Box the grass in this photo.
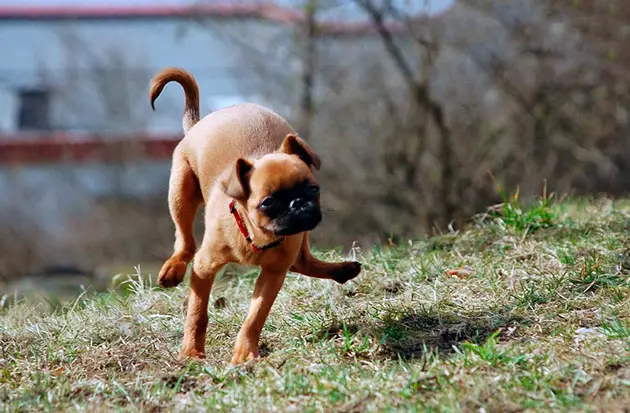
[1,196,629,412]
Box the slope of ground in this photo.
[1,197,629,411]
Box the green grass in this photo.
[1,197,629,412]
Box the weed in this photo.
[489,186,558,233]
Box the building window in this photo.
[17,88,51,131]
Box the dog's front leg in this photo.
[290,234,361,284]
[180,254,224,360]
[231,268,287,365]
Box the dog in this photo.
[149,68,362,364]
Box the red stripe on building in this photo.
[0,134,180,164]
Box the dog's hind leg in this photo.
[158,149,203,288]
[290,234,361,284]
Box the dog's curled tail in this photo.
[150,67,200,134]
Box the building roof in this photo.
[0,3,301,22]
[0,2,417,35]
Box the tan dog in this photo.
[150,68,361,364]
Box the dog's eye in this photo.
[306,185,320,195]
[260,197,277,209]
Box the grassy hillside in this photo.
[1,197,629,412]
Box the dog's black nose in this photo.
[290,198,306,210]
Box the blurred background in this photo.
[0,0,629,297]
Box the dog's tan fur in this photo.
[150,67,361,364]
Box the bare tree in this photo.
[298,0,319,140]
[353,0,457,230]
[456,0,628,195]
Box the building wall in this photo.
[0,160,171,228]
[0,17,294,134]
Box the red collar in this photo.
[229,200,284,252]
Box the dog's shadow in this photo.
[314,308,524,360]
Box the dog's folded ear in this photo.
[279,134,321,171]
[221,158,254,200]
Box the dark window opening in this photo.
[17,88,51,131]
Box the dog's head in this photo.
[221,134,322,236]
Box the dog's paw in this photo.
[231,347,260,366]
[158,258,189,288]
[179,347,205,361]
[231,334,260,365]
[332,261,362,284]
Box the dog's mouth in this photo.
[273,209,322,236]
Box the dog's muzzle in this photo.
[275,200,322,235]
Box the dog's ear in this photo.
[279,134,321,170]
[221,158,254,200]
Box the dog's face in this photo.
[221,134,323,236]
